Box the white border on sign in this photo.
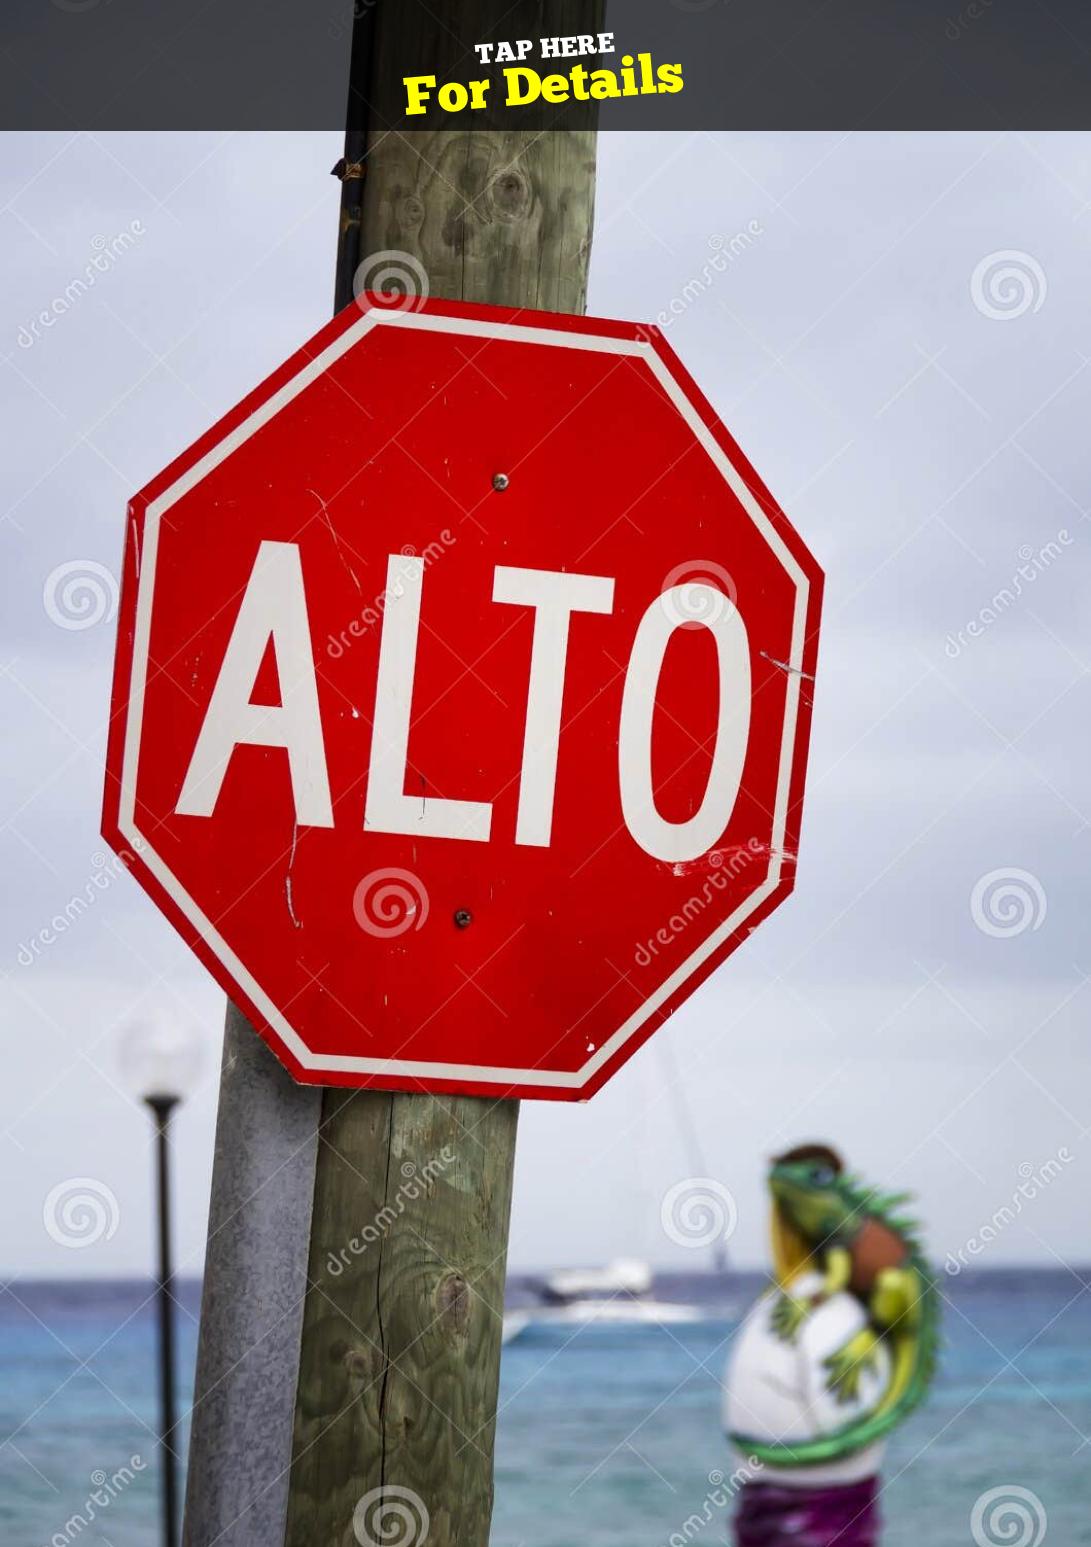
[118,308,809,1089]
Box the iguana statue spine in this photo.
[730,1144,939,1466]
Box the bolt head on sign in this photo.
[102,293,822,1101]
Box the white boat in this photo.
[502,1257,704,1338]
[501,1054,730,1346]
[501,1310,531,1344]
[541,1256,652,1302]
[531,1297,703,1327]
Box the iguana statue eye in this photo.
[810,1164,836,1186]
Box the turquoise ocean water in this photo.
[2,1270,1088,1546]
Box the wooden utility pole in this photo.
[285,15,599,1546]
[182,8,600,1547]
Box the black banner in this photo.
[2,0,1090,130]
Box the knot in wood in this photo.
[333,1341,374,1383]
[435,1270,471,1333]
[488,166,533,224]
[397,193,425,230]
[344,1348,372,1380]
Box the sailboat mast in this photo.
[657,1037,729,1274]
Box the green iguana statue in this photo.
[730,1143,939,1466]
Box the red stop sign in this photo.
[103,295,822,1100]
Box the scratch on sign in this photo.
[308,487,362,595]
[760,650,815,681]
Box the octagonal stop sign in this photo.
[102,294,822,1100]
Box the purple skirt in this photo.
[734,1475,880,1547]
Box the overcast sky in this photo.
[2,130,1089,1279]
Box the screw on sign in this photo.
[102,295,822,1100]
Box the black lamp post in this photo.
[147,1090,180,1547]
[119,1017,203,1547]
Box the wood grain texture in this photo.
[286,1093,521,1547]
[285,12,600,1543]
[359,129,597,315]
